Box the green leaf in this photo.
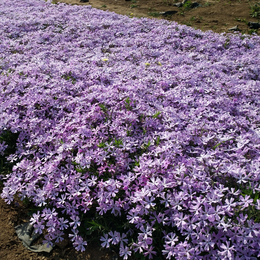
[97,141,106,148]
[153,111,161,119]
[86,220,105,231]
[213,138,233,150]
[125,97,133,110]
[114,137,123,147]
[135,160,140,167]
[155,136,160,146]
[98,103,107,112]
[126,129,131,136]
[125,97,130,104]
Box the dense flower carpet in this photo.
[0,0,260,258]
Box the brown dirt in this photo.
[56,0,260,35]
[0,184,115,260]
[1,1,260,260]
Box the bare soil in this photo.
[1,0,260,260]
[0,185,115,260]
[57,0,260,35]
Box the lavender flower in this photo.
[0,0,260,258]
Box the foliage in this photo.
[148,12,161,17]
[0,130,19,179]
[1,0,260,259]
[182,0,193,10]
[250,2,260,18]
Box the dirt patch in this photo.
[56,0,260,35]
[0,185,115,260]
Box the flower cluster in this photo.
[1,0,260,258]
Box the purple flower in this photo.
[69,215,81,229]
[119,245,131,260]
[30,211,41,225]
[164,232,178,247]
[100,234,111,248]
[218,241,235,259]
[69,229,79,242]
[59,217,69,230]
[143,246,157,259]
[239,195,253,210]
[73,236,87,252]
[34,221,45,234]
[0,141,8,156]
[108,231,120,245]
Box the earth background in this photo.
[0,0,260,259]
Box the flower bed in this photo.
[1,0,260,259]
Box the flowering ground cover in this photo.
[1,0,260,259]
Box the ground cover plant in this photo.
[1,0,260,259]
